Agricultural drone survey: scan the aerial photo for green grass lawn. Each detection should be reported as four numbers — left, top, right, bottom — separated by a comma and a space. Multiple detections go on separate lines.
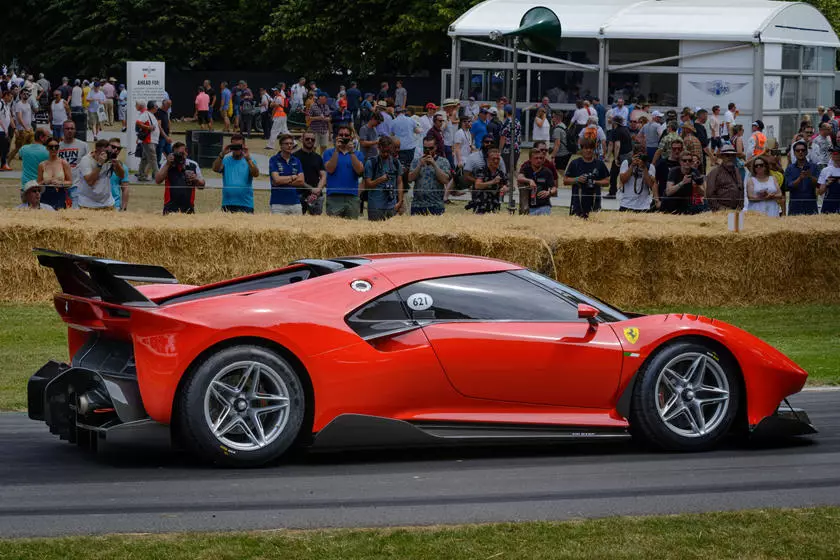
2, 508, 839, 559
0, 302, 837, 411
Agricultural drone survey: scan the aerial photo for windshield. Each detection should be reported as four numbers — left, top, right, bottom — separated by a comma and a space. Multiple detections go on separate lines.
514, 269, 629, 323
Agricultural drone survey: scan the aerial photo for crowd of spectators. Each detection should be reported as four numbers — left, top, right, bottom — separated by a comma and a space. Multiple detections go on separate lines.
3, 70, 839, 218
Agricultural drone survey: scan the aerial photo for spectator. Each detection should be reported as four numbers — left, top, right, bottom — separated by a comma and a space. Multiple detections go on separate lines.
705, 145, 744, 212
377, 81, 389, 101
470, 147, 505, 214
618, 145, 656, 212
565, 138, 609, 218
746, 120, 767, 158
731, 124, 746, 159
106, 137, 129, 211
533, 96, 553, 122
86, 82, 106, 139
723, 103, 737, 141
374, 101, 392, 137
549, 111, 571, 173
203, 80, 216, 129
36, 135, 72, 209
607, 115, 633, 199
426, 112, 446, 159
808, 123, 833, 170
640, 111, 663, 161
0, 89, 14, 170
48, 89, 70, 140
533, 107, 550, 143
17, 180, 55, 210
78, 139, 121, 209
293, 130, 327, 215
463, 134, 506, 191
56, 120, 88, 208
391, 106, 421, 189
70, 79, 83, 112
363, 135, 404, 221
154, 140, 204, 214
517, 147, 556, 215
463, 96, 479, 120
499, 104, 522, 170
454, 115, 474, 169
744, 156, 781, 217
470, 108, 489, 149
266, 87, 290, 151
486, 106, 502, 140
332, 99, 353, 138
57, 77, 72, 101
81, 80, 91, 113
409, 136, 451, 216
268, 134, 306, 215
117, 84, 128, 132
323, 124, 365, 218
309, 92, 332, 154
664, 149, 705, 214
394, 80, 407, 109
211, 134, 259, 213
102, 78, 115, 126
36, 73, 50, 107
258, 87, 272, 141
220, 81, 232, 132
578, 116, 607, 160
528, 140, 558, 183
652, 120, 680, 165
134, 99, 157, 182
695, 109, 712, 164
817, 147, 840, 214
680, 121, 704, 166
346, 81, 362, 126
195, 86, 210, 130
19, 128, 49, 188
419, 103, 437, 137
359, 113, 382, 160
9, 88, 34, 161
238, 82, 256, 137
442, 99, 460, 169
612, 97, 629, 125
155, 100, 173, 164
291, 77, 307, 111
782, 140, 819, 215
570, 99, 592, 137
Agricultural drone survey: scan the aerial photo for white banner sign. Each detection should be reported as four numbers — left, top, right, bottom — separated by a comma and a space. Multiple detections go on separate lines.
126, 61, 165, 170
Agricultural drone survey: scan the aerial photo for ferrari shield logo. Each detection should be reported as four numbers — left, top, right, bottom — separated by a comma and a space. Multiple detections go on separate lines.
623, 327, 640, 344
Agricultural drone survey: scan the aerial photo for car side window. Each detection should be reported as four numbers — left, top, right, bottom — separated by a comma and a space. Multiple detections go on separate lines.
397, 272, 579, 322
346, 291, 414, 339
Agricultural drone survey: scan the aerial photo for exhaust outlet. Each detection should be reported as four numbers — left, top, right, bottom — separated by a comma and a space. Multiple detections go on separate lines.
77, 387, 112, 415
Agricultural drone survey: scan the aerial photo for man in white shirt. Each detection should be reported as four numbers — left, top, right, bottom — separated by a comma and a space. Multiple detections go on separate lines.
57, 119, 89, 208
618, 146, 656, 211
709, 105, 723, 154
0, 89, 14, 171
612, 97, 629, 125
86, 82, 106, 139
78, 139, 122, 209
723, 103, 737, 141
102, 79, 116, 126
70, 79, 83, 112
291, 77, 306, 110
9, 89, 34, 161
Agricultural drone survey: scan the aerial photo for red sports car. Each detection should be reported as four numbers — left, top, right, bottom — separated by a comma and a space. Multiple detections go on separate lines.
28, 249, 815, 466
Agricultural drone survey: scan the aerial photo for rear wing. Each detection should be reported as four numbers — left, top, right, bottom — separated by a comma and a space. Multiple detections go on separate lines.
34, 248, 178, 307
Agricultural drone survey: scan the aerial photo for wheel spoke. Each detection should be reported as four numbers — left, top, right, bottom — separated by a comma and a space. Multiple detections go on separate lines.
239, 415, 262, 447
686, 401, 706, 435
211, 380, 237, 403
247, 410, 267, 446
685, 355, 706, 386
663, 368, 686, 387
696, 395, 729, 407
215, 414, 241, 438
662, 401, 687, 423
212, 404, 233, 432
660, 393, 680, 419
236, 362, 258, 393
253, 402, 289, 415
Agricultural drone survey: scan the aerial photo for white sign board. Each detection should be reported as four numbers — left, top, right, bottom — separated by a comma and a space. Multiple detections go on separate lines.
126, 61, 165, 170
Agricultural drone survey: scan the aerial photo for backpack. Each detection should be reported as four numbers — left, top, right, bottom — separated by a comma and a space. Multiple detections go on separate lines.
583, 126, 598, 143
560, 124, 577, 154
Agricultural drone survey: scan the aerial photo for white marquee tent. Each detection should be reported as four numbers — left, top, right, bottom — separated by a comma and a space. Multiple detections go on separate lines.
446, 0, 839, 143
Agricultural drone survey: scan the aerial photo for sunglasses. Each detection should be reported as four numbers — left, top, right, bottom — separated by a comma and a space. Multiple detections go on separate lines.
681, 158, 693, 162
47, 145, 59, 150
754, 164, 766, 168
110, 145, 122, 151
337, 134, 351, 138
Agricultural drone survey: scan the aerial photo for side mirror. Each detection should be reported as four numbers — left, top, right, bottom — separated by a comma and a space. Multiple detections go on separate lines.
578, 303, 600, 329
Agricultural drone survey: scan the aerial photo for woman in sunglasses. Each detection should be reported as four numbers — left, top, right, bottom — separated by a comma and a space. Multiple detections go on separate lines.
37, 137, 72, 209
745, 155, 781, 217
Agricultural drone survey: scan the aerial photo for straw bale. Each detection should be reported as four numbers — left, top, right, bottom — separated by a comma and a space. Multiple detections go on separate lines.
1, 210, 838, 308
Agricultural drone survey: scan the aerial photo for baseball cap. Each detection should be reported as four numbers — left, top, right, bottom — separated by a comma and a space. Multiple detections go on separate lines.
651, 110, 664, 118
488, 107, 498, 115
425, 102, 438, 110
752, 120, 765, 130
479, 107, 488, 114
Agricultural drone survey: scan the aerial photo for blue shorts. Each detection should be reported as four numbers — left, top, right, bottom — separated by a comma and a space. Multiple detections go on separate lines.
529, 205, 551, 216
208, 107, 214, 120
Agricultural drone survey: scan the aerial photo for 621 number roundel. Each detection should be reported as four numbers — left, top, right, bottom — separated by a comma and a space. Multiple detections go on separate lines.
407, 293, 433, 311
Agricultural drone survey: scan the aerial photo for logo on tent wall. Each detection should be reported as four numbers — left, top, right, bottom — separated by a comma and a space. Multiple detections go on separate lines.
689, 80, 748, 97
764, 81, 780, 98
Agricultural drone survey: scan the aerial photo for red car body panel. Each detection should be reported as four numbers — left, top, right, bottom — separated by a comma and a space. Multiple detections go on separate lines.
48, 254, 807, 435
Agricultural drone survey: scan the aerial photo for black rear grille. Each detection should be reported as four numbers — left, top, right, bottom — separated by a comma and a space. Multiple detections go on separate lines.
72, 335, 136, 378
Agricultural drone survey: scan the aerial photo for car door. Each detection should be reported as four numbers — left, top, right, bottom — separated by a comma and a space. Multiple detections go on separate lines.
398, 271, 624, 409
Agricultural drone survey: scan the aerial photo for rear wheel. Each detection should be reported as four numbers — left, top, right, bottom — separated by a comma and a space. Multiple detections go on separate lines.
178, 345, 305, 466
630, 341, 740, 451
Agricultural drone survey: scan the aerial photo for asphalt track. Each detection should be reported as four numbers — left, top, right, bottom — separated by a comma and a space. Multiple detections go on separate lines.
0, 390, 838, 538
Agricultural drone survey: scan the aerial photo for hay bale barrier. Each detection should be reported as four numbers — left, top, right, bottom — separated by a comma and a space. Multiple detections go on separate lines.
1, 210, 838, 308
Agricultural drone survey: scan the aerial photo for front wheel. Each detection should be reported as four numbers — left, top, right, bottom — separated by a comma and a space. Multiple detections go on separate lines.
178, 345, 305, 467
630, 341, 740, 451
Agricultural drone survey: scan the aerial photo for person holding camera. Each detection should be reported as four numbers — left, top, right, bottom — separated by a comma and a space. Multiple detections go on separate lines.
156, 141, 205, 214
212, 134, 259, 213
471, 147, 506, 214
817, 147, 840, 214
664, 150, 705, 214
77, 139, 123, 209
409, 136, 451, 216
106, 138, 130, 211
565, 138, 609, 218
618, 145, 656, 212
323, 125, 365, 218
363, 135, 404, 221
783, 140, 820, 215
268, 134, 305, 215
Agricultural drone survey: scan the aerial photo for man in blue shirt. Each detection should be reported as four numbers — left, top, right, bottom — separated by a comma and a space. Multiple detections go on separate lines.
212, 133, 260, 213
390, 106, 420, 189
364, 135, 403, 221
785, 140, 820, 215
269, 134, 305, 215
220, 81, 232, 132
470, 109, 489, 149
593, 97, 607, 131
346, 81, 362, 128
323, 124, 365, 219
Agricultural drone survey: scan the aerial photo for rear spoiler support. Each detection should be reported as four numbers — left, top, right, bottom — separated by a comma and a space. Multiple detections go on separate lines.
34, 248, 178, 307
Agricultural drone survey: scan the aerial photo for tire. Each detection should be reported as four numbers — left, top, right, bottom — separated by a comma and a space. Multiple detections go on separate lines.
630, 341, 740, 451
177, 345, 306, 467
